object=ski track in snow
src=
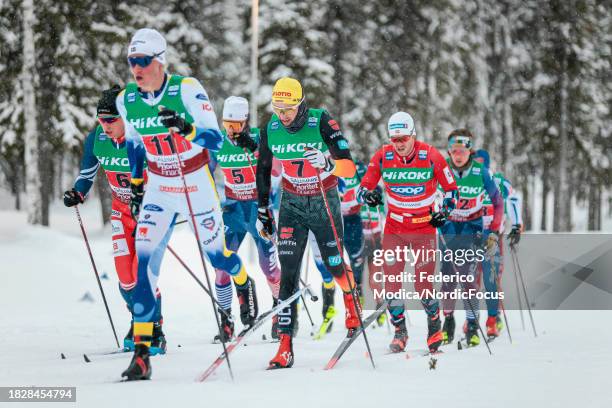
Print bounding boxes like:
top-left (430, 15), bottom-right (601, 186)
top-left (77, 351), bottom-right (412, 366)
top-left (1, 208), bottom-right (610, 408)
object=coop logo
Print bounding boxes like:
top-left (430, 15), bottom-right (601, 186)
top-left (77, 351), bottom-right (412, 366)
top-left (271, 142), bottom-right (323, 154)
top-left (459, 186), bottom-right (481, 195)
top-left (385, 151), bottom-right (394, 160)
top-left (418, 150), bottom-right (428, 160)
top-left (127, 93), bottom-right (136, 103)
top-left (97, 157), bottom-right (130, 167)
top-left (271, 121), bottom-right (280, 130)
top-left (382, 170), bottom-right (432, 181)
top-left (308, 117), bottom-right (318, 128)
top-left (389, 185), bottom-right (425, 197)
top-left (472, 166), bottom-right (481, 175)
top-left (195, 93), bottom-right (209, 101)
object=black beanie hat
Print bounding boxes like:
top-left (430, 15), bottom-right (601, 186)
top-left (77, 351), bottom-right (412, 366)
top-left (97, 85), bottom-right (122, 116)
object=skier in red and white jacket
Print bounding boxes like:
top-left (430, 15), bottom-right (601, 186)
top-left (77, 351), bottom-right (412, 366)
top-left (358, 111), bottom-right (458, 353)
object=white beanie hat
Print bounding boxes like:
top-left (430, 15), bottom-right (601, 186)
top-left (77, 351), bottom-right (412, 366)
top-left (223, 96), bottom-right (249, 121)
top-left (387, 111), bottom-right (417, 137)
top-left (128, 28), bottom-right (167, 65)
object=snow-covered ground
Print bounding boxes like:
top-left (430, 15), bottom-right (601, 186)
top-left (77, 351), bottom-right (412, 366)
top-left (1, 204), bottom-right (611, 408)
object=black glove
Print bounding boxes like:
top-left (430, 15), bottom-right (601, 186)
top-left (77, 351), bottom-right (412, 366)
top-left (256, 207), bottom-right (274, 241)
top-left (130, 183), bottom-right (144, 219)
top-left (360, 189), bottom-right (383, 207)
top-left (508, 224), bottom-right (522, 246)
top-left (429, 211), bottom-right (447, 228)
top-left (63, 189), bottom-right (84, 207)
top-left (158, 108), bottom-right (193, 137)
top-left (233, 131), bottom-right (258, 152)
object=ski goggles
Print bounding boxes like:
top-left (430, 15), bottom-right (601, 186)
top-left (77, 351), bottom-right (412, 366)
top-left (97, 115), bottom-right (121, 124)
top-left (223, 120), bottom-right (245, 133)
top-left (127, 52), bottom-right (164, 68)
top-left (447, 135), bottom-right (473, 151)
top-left (271, 100), bottom-right (302, 116)
top-left (389, 135), bottom-right (413, 143)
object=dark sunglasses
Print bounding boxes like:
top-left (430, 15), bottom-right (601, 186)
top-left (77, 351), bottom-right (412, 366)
top-left (127, 52), bottom-right (164, 68)
top-left (98, 116), bottom-right (120, 124)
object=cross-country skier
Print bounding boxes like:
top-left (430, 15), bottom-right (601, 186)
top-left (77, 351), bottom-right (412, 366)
top-left (472, 149), bottom-right (523, 338)
top-left (256, 77), bottom-right (359, 369)
top-left (209, 96), bottom-right (281, 342)
top-left (63, 86), bottom-right (165, 354)
top-left (439, 130), bottom-right (503, 347)
top-left (358, 111), bottom-right (458, 354)
top-left (116, 28), bottom-right (257, 381)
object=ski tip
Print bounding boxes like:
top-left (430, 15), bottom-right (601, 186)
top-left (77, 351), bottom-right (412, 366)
top-left (324, 359), bottom-right (337, 370)
top-left (60, 353), bottom-right (66, 359)
top-left (83, 354), bottom-right (91, 363)
top-left (262, 334), bottom-right (267, 341)
top-left (457, 341), bottom-right (463, 350)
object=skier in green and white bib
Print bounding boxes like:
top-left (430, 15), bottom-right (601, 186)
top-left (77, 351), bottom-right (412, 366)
top-left (439, 129), bottom-right (504, 347)
top-left (256, 77), bottom-right (360, 369)
top-left (209, 96), bottom-right (281, 343)
top-left (116, 28), bottom-right (258, 381)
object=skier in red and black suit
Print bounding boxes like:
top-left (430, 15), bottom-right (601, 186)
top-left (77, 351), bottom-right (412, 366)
top-left (256, 77), bottom-right (359, 369)
top-left (358, 111), bottom-right (458, 353)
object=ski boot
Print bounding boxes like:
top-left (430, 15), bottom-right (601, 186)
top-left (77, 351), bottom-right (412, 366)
top-left (375, 302), bottom-right (387, 327)
top-left (465, 319), bottom-right (480, 347)
top-left (314, 284), bottom-right (336, 339)
top-left (236, 276), bottom-right (258, 328)
top-left (121, 344), bottom-right (152, 381)
top-left (496, 315), bottom-right (504, 333)
top-left (213, 308), bottom-right (235, 343)
top-left (343, 290), bottom-right (361, 336)
top-left (442, 313), bottom-right (456, 345)
top-left (427, 312), bottom-right (443, 352)
top-left (149, 321), bottom-right (167, 356)
top-left (486, 315), bottom-right (500, 338)
top-left (268, 333), bottom-right (294, 369)
top-left (271, 298), bottom-right (279, 341)
top-left (389, 316), bottom-right (408, 353)
top-left (123, 321), bottom-right (134, 351)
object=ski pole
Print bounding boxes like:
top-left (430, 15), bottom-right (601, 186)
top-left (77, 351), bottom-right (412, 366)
top-left (511, 245), bottom-right (537, 337)
top-left (313, 167), bottom-right (376, 369)
top-left (439, 233), bottom-right (492, 355)
top-left (300, 250), bottom-right (314, 327)
top-left (166, 127), bottom-right (234, 381)
top-left (491, 257), bottom-right (512, 344)
top-left (510, 242), bottom-right (526, 330)
top-left (74, 206), bottom-right (120, 349)
top-left (166, 245), bottom-right (231, 320)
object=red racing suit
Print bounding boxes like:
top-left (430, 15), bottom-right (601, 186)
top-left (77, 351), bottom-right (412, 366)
top-left (359, 140), bottom-right (457, 316)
